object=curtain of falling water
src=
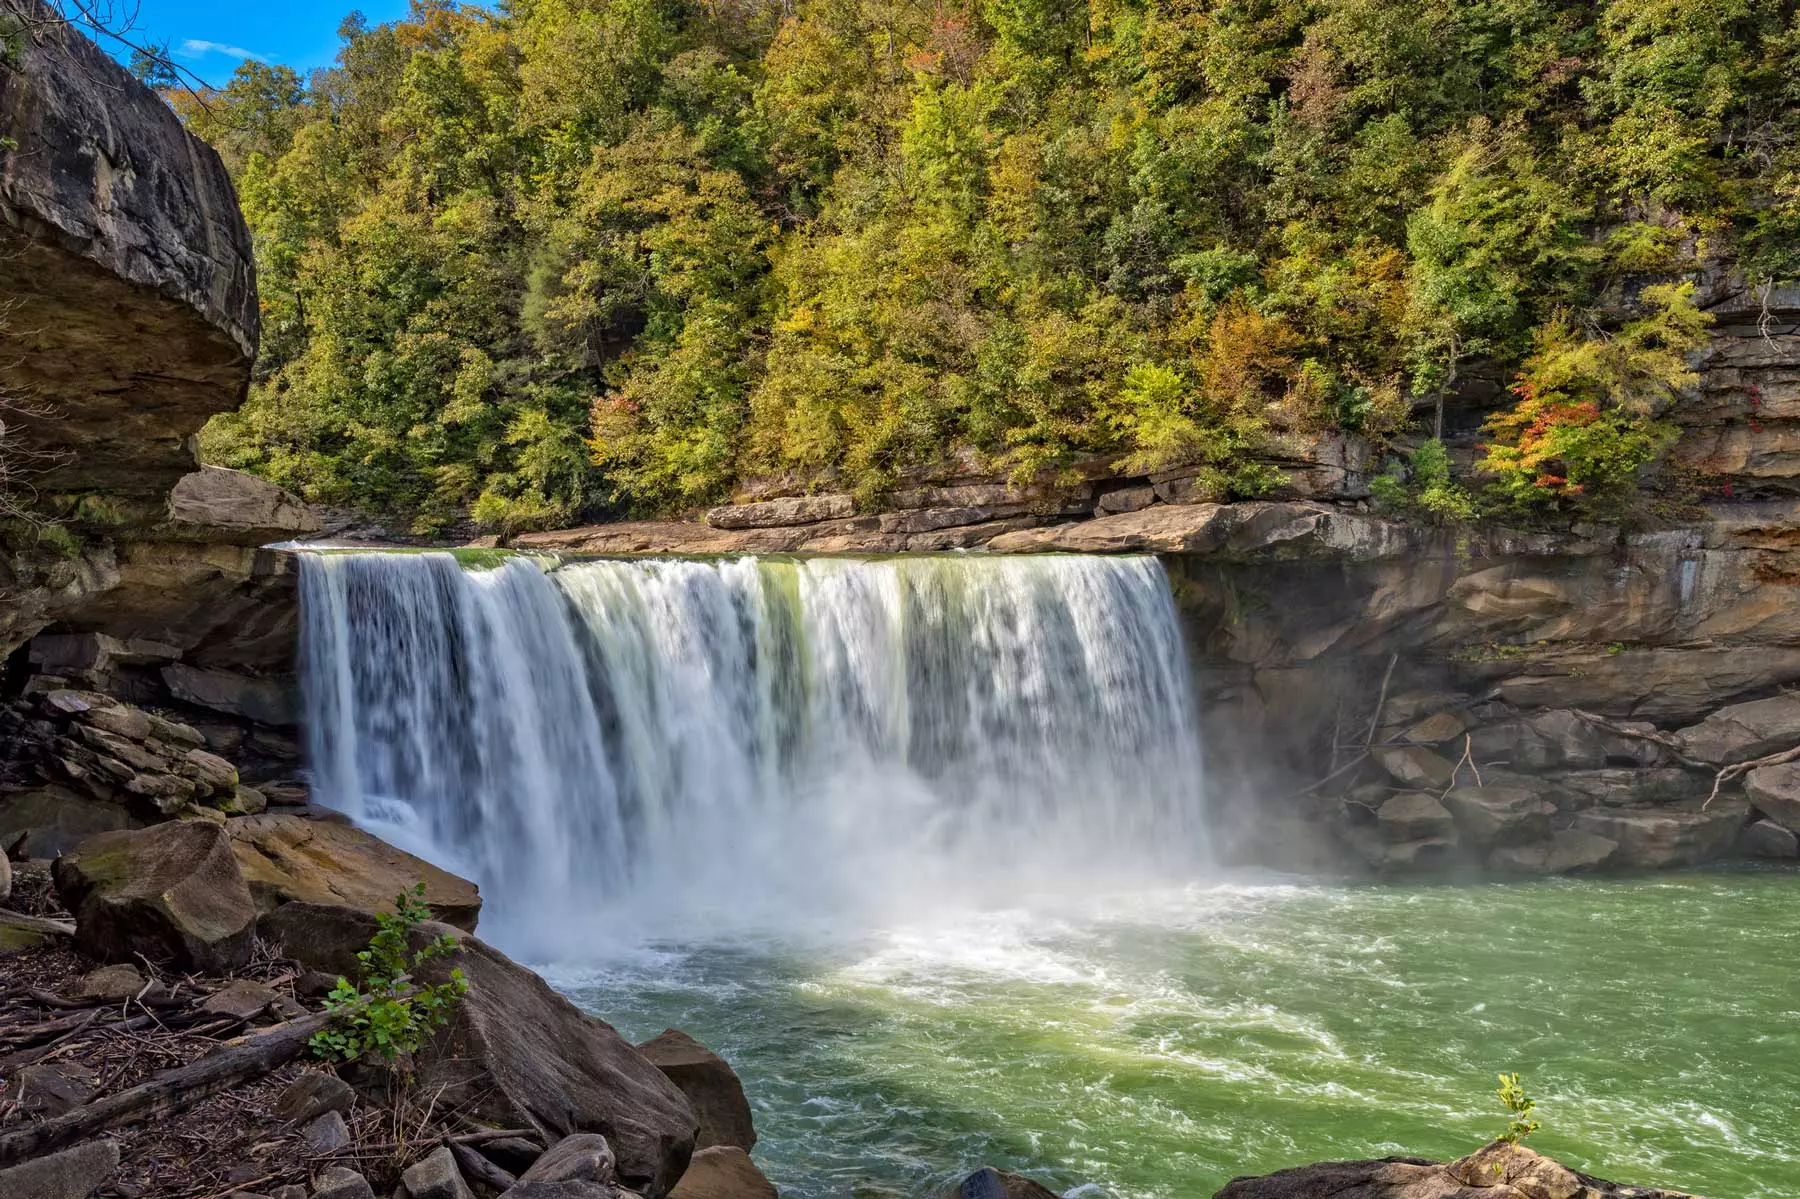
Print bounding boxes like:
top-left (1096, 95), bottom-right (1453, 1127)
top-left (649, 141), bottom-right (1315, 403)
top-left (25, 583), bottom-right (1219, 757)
top-left (300, 553), bottom-right (1209, 940)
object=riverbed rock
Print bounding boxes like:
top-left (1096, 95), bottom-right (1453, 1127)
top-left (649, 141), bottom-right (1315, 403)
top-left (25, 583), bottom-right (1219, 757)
top-left (667, 1147), bottom-right (779, 1199)
top-left (942, 1167), bottom-right (1060, 1199)
top-left (1212, 1141), bottom-right (1700, 1199)
top-left (1572, 800), bottom-right (1750, 869)
top-left (1441, 786), bottom-right (1557, 846)
top-left (636, 1030), bottom-right (757, 1152)
top-left (53, 821), bottom-right (258, 971)
top-left (520, 1135), bottom-right (617, 1186)
top-left (1735, 818), bottom-right (1799, 859)
top-left (404, 1146), bottom-right (476, 1199)
top-left (1674, 693), bottom-right (1800, 764)
top-left (1374, 793), bottom-right (1457, 842)
top-left (0, 1139), bottom-right (120, 1199)
top-left (225, 813), bottom-right (482, 930)
top-left (1487, 830), bottom-right (1620, 874)
top-left (1743, 762), bottom-right (1800, 829)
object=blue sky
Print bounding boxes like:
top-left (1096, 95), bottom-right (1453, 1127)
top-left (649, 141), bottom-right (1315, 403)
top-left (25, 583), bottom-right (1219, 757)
top-left (100, 0), bottom-right (415, 83)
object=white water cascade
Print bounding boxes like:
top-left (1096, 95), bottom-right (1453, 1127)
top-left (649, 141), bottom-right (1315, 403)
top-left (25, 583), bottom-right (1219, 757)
top-left (299, 552), bottom-right (1209, 949)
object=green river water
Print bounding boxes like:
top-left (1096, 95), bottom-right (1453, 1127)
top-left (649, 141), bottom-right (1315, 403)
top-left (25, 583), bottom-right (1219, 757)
top-left (545, 869), bottom-right (1800, 1199)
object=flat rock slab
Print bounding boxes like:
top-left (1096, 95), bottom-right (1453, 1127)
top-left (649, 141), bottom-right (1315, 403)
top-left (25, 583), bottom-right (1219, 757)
top-left (0, 1139), bottom-right (120, 1199)
top-left (226, 813), bottom-right (481, 930)
top-left (1212, 1141), bottom-right (1701, 1198)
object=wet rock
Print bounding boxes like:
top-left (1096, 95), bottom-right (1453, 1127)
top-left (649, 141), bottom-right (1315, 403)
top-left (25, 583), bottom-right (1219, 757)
top-left (77, 962), bottom-right (147, 1001)
top-left (941, 1167), bottom-right (1060, 1199)
top-left (668, 1147), bottom-right (780, 1199)
top-left (1374, 793), bottom-right (1456, 843)
top-left (403, 1146), bottom-right (476, 1199)
top-left (1552, 768), bottom-right (1704, 809)
top-left (637, 1029), bottom-right (758, 1151)
top-left (0, 1139), bottom-right (120, 1199)
top-left (521, 1135), bottom-right (617, 1186)
top-left (1212, 1140), bottom-right (1699, 1198)
top-left (54, 821), bottom-right (258, 972)
top-left (312, 1167), bottom-right (376, 1199)
top-left (1487, 830), bottom-right (1619, 875)
top-left (1735, 818), bottom-right (1799, 859)
top-left (1400, 711), bottom-right (1467, 745)
top-left (1572, 800), bottom-right (1751, 869)
top-left (1381, 836), bottom-right (1460, 871)
top-left (1372, 745), bottom-right (1459, 791)
top-left (1675, 693), bottom-right (1800, 764)
top-left (304, 1110), bottom-right (353, 1153)
top-left (4, 1062), bottom-right (99, 1116)
top-left (1744, 761), bottom-right (1800, 830)
top-left (278, 1070), bottom-right (355, 1123)
top-left (226, 814), bottom-right (481, 930)
top-left (1441, 786), bottom-right (1556, 847)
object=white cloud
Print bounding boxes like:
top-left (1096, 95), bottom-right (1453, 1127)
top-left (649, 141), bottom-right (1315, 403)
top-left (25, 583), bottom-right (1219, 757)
top-left (176, 38), bottom-right (264, 62)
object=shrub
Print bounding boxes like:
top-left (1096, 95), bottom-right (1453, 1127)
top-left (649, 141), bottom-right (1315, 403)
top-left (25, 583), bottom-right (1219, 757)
top-left (1494, 1072), bottom-right (1542, 1144)
top-left (1369, 439), bottom-right (1475, 523)
top-left (309, 885), bottom-right (469, 1065)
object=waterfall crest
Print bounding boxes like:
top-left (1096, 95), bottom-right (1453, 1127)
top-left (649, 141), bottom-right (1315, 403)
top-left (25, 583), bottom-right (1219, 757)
top-left (300, 552), bottom-right (1209, 943)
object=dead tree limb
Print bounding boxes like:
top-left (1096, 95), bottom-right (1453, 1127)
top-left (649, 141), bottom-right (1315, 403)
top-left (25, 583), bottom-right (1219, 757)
top-left (1568, 709), bottom-right (1708, 770)
top-left (0, 1010), bottom-right (331, 1165)
top-left (1705, 743), bottom-right (1800, 810)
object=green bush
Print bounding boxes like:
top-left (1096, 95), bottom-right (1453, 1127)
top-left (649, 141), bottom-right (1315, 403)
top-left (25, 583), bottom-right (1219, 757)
top-left (1494, 1072), bottom-right (1542, 1145)
top-left (309, 884), bottom-right (469, 1065)
top-left (1369, 439), bottom-right (1475, 524)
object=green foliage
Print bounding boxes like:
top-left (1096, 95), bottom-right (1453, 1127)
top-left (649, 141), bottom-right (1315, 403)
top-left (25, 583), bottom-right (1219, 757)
top-left (1369, 439), bottom-right (1475, 524)
top-left (1494, 1072), bottom-right (1542, 1144)
top-left (181, 0), bottom-right (1800, 525)
top-left (309, 885), bottom-right (469, 1065)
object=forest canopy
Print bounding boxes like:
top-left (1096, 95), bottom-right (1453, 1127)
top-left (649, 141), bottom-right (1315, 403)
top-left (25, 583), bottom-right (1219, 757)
top-left (180, 0), bottom-right (1800, 532)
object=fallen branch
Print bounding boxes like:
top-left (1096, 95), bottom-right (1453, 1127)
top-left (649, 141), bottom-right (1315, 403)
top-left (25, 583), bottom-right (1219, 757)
top-left (450, 1139), bottom-right (518, 1192)
top-left (1364, 653), bottom-right (1400, 748)
top-left (1705, 743), bottom-right (1800, 810)
top-left (0, 1010), bottom-right (332, 1166)
top-left (1439, 734), bottom-right (1483, 798)
top-left (1568, 709), bottom-right (1708, 770)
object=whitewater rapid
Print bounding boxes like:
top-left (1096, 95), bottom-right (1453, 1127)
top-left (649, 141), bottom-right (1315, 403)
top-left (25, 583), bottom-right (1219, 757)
top-left (299, 552), bottom-right (1208, 947)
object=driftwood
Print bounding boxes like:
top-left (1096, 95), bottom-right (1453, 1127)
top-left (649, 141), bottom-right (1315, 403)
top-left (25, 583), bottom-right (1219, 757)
top-left (0, 1010), bottom-right (332, 1165)
top-left (1705, 743), bottom-right (1800, 809)
top-left (1568, 709), bottom-right (1709, 770)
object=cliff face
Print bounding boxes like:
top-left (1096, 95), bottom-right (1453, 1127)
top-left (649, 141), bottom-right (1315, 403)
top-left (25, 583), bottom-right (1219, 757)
top-left (0, 10), bottom-right (315, 813)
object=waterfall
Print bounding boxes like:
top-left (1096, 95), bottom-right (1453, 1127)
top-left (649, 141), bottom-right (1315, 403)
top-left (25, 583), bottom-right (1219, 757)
top-left (299, 552), bottom-right (1209, 946)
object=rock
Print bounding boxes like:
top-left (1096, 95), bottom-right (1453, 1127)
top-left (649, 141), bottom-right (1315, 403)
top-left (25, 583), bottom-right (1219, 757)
top-left (0, 1139), bottom-right (120, 1199)
top-left (166, 466), bottom-right (322, 544)
top-left (1488, 830), bottom-right (1620, 874)
top-left (500, 1183), bottom-right (615, 1199)
top-left (1400, 711), bottom-right (1467, 744)
top-left (521, 1135), bottom-right (617, 1186)
top-left (1380, 836), bottom-right (1460, 871)
top-left (705, 495), bottom-right (854, 529)
top-left (226, 814), bottom-right (481, 930)
top-left (403, 1146), bottom-right (476, 1199)
top-left (986, 500), bottom-right (1410, 558)
top-left (4, 1062), bottom-right (99, 1116)
top-left (637, 1030), bottom-right (757, 1152)
top-left (941, 1167), bottom-right (1059, 1199)
top-left (162, 664), bottom-right (297, 727)
top-left (0, 851), bottom-right (9, 904)
top-left (278, 1070), bottom-right (356, 1123)
top-left (77, 962), bottom-right (147, 1001)
top-left (1744, 761), bottom-right (1800, 829)
top-left (1675, 693), bottom-right (1800, 764)
top-left (274, 1187), bottom-right (307, 1199)
top-left (312, 1167), bottom-right (377, 1199)
top-left (1441, 786), bottom-right (1557, 846)
top-left (200, 978), bottom-right (280, 1020)
top-left (1095, 485), bottom-right (1157, 514)
top-left (180, 747), bottom-right (241, 795)
top-left (668, 1147), bottom-right (779, 1199)
top-left (1374, 793), bottom-right (1456, 842)
top-left (54, 821), bottom-right (258, 972)
top-left (221, 785), bottom-right (270, 816)
top-left (304, 1110), bottom-right (353, 1153)
top-left (263, 903), bottom-right (697, 1198)
top-left (0, 785), bottom-right (142, 857)
top-left (1553, 768), bottom-right (1703, 809)
top-left (1372, 745), bottom-right (1459, 790)
top-left (1467, 709), bottom-right (1625, 771)
top-left (480, 1137), bottom-right (550, 1175)
top-left (1735, 818), bottom-right (1799, 859)
top-left (1572, 800), bottom-right (1751, 869)
top-left (1212, 1141), bottom-right (1699, 1199)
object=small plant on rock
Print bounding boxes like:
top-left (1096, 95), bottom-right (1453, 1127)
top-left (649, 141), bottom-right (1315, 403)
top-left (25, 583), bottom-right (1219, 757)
top-left (309, 884), bottom-right (469, 1065)
top-left (1494, 1072), bottom-right (1542, 1144)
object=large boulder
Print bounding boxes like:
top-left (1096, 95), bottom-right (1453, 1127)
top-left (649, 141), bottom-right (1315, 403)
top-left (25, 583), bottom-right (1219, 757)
top-left (637, 1030), bottom-right (757, 1152)
top-left (0, 785), bottom-right (143, 857)
top-left (225, 813), bottom-right (481, 930)
top-left (667, 1148), bottom-right (778, 1199)
top-left (1744, 762), bottom-right (1800, 830)
top-left (1374, 793), bottom-right (1457, 842)
top-left (1212, 1141), bottom-right (1699, 1199)
top-left (1488, 830), bottom-right (1619, 875)
top-left (1572, 800), bottom-right (1750, 869)
top-left (165, 465), bottom-right (322, 545)
top-left (0, 1139), bottom-right (120, 1199)
top-left (1735, 819), bottom-right (1799, 859)
top-left (942, 1168), bottom-right (1061, 1199)
top-left (262, 902), bottom-right (697, 1197)
top-left (1674, 694), bottom-right (1800, 765)
top-left (1441, 786), bottom-right (1556, 847)
top-left (53, 821), bottom-right (257, 971)
top-left (1372, 746), bottom-right (1459, 791)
